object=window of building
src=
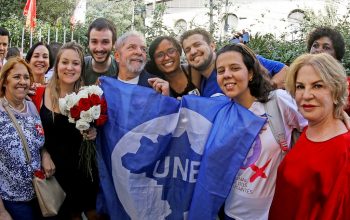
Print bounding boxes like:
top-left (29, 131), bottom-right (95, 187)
top-left (174, 19), bottom-right (187, 34)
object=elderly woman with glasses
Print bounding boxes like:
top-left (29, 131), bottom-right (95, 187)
top-left (146, 36), bottom-right (201, 98)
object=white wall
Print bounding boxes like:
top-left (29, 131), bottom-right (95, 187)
top-left (145, 0), bottom-right (348, 39)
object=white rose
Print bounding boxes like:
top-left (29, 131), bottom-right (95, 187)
top-left (90, 105), bottom-right (101, 120)
top-left (76, 119), bottom-right (90, 131)
top-left (87, 85), bottom-right (103, 96)
top-left (66, 93), bottom-right (78, 109)
top-left (68, 116), bottom-right (75, 123)
top-left (80, 109), bottom-right (93, 123)
top-left (77, 89), bottom-right (89, 99)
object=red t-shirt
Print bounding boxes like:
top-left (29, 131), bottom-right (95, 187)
top-left (30, 86), bottom-right (45, 112)
top-left (269, 129), bottom-right (350, 220)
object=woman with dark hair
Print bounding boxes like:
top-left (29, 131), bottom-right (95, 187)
top-left (146, 36), bottom-right (201, 98)
top-left (307, 26), bottom-right (345, 61)
top-left (25, 42), bottom-right (54, 85)
top-left (215, 43), bottom-right (306, 220)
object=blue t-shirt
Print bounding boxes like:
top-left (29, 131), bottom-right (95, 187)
top-left (200, 69), bottom-right (223, 97)
top-left (257, 55), bottom-right (285, 77)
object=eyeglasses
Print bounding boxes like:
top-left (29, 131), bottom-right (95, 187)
top-left (155, 48), bottom-right (178, 60)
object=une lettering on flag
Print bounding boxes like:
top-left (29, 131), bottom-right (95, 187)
top-left (23, 0), bottom-right (36, 31)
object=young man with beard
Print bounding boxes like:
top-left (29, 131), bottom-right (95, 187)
top-left (0, 27), bottom-right (9, 71)
top-left (180, 28), bottom-right (220, 97)
top-left (115, 31), bottom-right (170, 95)
top-left (180, 28), bottom-right (288, 97)
top-left (84, 18), bottom-right (118, 85)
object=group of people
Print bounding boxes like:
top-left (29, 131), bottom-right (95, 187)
top-left (0, 15), bottom-right (349, 220)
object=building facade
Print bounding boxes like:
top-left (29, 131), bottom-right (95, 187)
top-left (145, 0), bottom-right (348, 39)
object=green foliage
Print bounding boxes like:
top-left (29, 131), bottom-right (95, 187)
top-left (247, 33), bottom-right (306, 65)
top-left (0, 0), bottom-right (25, 20)
top-left (37, 0), bottom-right (75, 24)
top-left (143, 3), bottom-right (175, 45)
top-left (86, 0), bottom-right (146, 37)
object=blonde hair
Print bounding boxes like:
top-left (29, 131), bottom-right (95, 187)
top-left (47, 42), bottom-right (84, 112)
top-left (286, 53), bottom-right (348, 119)
top-left (0, 57), bottom-right (33, 97)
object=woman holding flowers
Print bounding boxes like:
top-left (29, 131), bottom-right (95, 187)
top-left (31, 42), bottom-right (99, 220)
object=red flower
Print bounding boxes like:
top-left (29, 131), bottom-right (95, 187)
top-left (95, 114), bottom-right (108, 126)
top-left (70, 105), bottom-right (81, 120)
top-left (34, 170), bottom-right (45, 179)
top-left (89, 94), bottom-right (101, 106)
top-left (100, 98), bottom-right (107, 114)
top-left (78, 98), bottom-right (91, 111)
top-left (35, 124), bottom-right (44, 136)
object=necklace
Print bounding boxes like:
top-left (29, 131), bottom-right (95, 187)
top-left (3, 97), bottom-right (26, 113)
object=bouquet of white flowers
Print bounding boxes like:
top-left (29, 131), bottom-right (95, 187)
top-left (59, 85), bottom-right (107, 179)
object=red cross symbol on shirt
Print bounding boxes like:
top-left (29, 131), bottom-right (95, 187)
top-left (249, 159), bottom-right (271, 183)
top-left (35, 124), bottom-right (44, 136)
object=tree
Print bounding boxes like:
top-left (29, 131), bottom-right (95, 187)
top-left (86, 0), bottom-right (146, 36)
top-left (0, 0), bottom-right (25, 20)
top-left (143, 3), bottom-right (175, 44)
top-left (37, 0), bottom-right (75, 24)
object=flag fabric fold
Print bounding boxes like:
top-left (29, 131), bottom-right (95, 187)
top-left (23, 0), bottom-right (36, 31)
top-left (96, 77), bottom-right (266, 220)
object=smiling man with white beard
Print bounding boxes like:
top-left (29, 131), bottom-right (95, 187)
top-left (84, 18), bottom-right (119, 85)
top-left (114, 31), bottom-right (170, 96)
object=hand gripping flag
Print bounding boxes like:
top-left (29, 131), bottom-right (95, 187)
top-left (23, 0), bottom-right (36, 31)
top-left (96, 77), bottom-right (266, 220)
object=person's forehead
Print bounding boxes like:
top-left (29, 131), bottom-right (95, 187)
top-left (89, 28), bottom-right (113, 40)
top-left (124, 36), bottom-right (145, 47)
top-left (315, 36), bottom-right (333, 44)
top-left (0, 35), bottom-right (9, 43)
top-left (185, 34), bottom-right (206, 44)
top-left (155, 40), bottom-right (174, 51)
top-left (9, 63), bottom-right (29, 74)
top-left (33, 45), bottom-right (49, 54)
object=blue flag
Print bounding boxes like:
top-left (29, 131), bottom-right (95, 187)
top-left (96, 77), bottom-right (265, 220)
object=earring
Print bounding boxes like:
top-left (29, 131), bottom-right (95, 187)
top-left (249, 77), bottom-right (253, 81)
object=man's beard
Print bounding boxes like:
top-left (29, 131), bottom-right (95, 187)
top-left (91, 52), bottom-right (110, 64)
top-left (126, 59), bottom-right (146, 75)
top-left (192, 52), bottom-right (213, 72)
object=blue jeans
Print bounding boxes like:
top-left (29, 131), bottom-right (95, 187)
top-left (3, 199), bottom-right (38, 220)
top-left (3, 199), bottom-right (57, 220)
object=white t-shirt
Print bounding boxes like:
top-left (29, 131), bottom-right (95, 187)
top-left (118, 75), bottom-right (140, 85)
top-left (224, 89), bottom-right (307, 220)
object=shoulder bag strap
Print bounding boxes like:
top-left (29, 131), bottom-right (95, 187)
top-left (263, 91), bottom-right (289, 151)
top-left (1, 99), bottom-right (32, 163)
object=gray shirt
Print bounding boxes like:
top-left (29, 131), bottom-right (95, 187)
top-left (83, 55), bottom-right (118, 85)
